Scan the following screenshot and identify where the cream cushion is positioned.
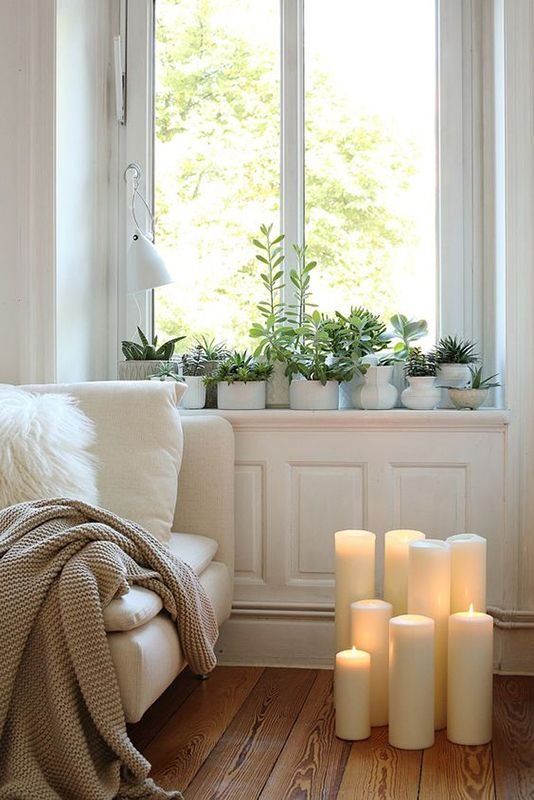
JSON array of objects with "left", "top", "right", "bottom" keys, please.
[
  {"left": 103, "top": 533, "right": 219, "bottom": 632},
  {"left": 19, "top": 381, "right": 184, "bottom": 545},
  {"left": 109, "top": 561, "right": 232, "bottom": 722}
]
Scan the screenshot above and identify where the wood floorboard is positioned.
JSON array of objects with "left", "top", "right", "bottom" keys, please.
[
  {"left": 419, "top": 730, "right": 494, "bottom": 800},
  {"left": 337, "top": 726, "right": 422, "bottom": 800},
  {"left": 258, "top": 669, "right": 350, "bottom": 800},
  {"left": 185, "top": 667, "right": 317, "bottom": 800},
  {"left": 131, "top": 666, "right": 534, "bottom": 800},
  {"left": 493, "top": 675, "right": 534, "bottom": 800},
  {"left": 147, "top": 666, "right": 263, "bottom": 792}
]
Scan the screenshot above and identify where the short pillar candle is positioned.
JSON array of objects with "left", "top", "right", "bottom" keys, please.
[
  {"left": 350, "top": 599, "right": 392, "bottom": 726},
  {"left": 383, "top": 529, "right": 426, "bottom": 615},
  {"left": 407, "top": 539, "right": 451, "bottom": 730},
  {"left": 389, "top": 614, "right": 435, "bottom": 750},
  {"left": 447, "top": 607, "right": 494, "bottom": 745},
  {"left": 334, "top": 647, "right": 371, "bottom": 741},
  {"left": 334, "top": 530, "right": 375, "bottom": 652},
  {"left": 447, "top": 533, "right": 487, "bottom": 613}
]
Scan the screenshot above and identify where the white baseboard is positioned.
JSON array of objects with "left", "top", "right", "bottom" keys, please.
[{"left": 217, "top": 604, "right": 534, "bottom": 675}]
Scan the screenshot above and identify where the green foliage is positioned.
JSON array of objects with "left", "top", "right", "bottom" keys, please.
[
  {"left": 405, "top": 347, "right": 436, "bottom": 377},
  {"left": 280, "top": 309, "right": 354, "bottom": 385},
  {"left": 249, "top": 224, "right": 287, "bottom": 360},
  {"left": 148, "top": 362, "right": 184, "bottom": 382},
  {"left": 390, "top": 314, "right": 428, "bottom": 361},
  {"left": 181, "top": 345, "right": 207, "bottom": 376},
  {"left": 434, "top": 336, "right": 479, "bottom": 365},
  {"left": 206, "top": 351, "right": 274, "bottom": 384},
  {"left": 322, "top": 306, "right": 390, "bottom": 364},
  {"left": 193, "top": 335, "right": 230, "bottom": 362},
  {"left": 468, "top": 366, "right": 500, "bottom": 390},
  {"left": 122, "top": 327, "right": 185, "bottom": 361}
]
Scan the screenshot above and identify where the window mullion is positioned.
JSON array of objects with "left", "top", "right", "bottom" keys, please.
[{"left": 281, "top": 0, "right": 304, "bottom": 309}]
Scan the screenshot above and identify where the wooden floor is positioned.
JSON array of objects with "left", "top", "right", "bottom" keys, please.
[{"left": 129, "top": 667, "right": 534, "bottom": 799}]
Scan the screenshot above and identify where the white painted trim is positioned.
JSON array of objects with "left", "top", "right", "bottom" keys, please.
[{"left": 181, "top": 407, "right": 510, "bottom": 432}]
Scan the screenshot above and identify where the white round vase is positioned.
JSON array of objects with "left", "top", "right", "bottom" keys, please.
[
  {"left": 448, "top": 387, "right": 488, "bottom": 410},
  {"left": 181, "top": 375, "right": 206, "bottom": 410},
  {"left": 217, "top": 381, "right": 266, "bottom": 410},
  {"left": 351, "top": 366, "right": 398, "bottom": 410},
  {"left": 436, "top": 363, "right": 471, "bottom": 408},
  {"left": 289, "top": 379, "right": 339, "bottom": 410},
  {"left": 401, "top": 376, "right": 441, "bottom": 410}
]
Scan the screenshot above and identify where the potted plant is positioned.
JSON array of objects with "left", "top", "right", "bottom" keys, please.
[
  {"left": 322, "top": 306, "right": 391, "bottom": 408},
  {"left": 194, "top": 335, "right": 230, "bottom": 408},
  {"left": 180, "top": 345, "right": 208, "bottom": 409},
  {"left": 389, "top": 314, "right": 429, "bottom": 403},
  {"left": 119, "top": 327, "right": 185, "bottom": 381},
  {"left": 147, "top": 363, "right": 187, "bottom": 404},
  {"left": 434, "top": 336, "right": 479, "bottom": 408},
  {"left": 447, "top": 366, "right": 500, "bottom": 410},
  {"left": 249, "top": 224, "right": 289, "bottom": 407},
  {"left": 400, "top": 348, "right": 441, "bottom": 410},
  {"left": 206, "top": 352, "right": 273, "bottom": 410}
]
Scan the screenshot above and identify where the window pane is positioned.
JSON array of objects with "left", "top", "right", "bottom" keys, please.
[
  {"left": 305, "top": 0, "right": 437, "bottom": 339},
  {"left": 154, "top": 0, "right": 280, "bottom": 350}
]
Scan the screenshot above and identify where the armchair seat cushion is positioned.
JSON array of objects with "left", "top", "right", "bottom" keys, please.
[{"left": 103, "top": 532, "right": 219, "bottom": 632}]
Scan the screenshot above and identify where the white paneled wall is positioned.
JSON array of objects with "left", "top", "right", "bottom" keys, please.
[{"left": 180, "top": 409, "right": 523, "bottom": 670}]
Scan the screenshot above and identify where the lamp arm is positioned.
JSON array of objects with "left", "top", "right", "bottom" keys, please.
[{"left": 124, "top": 162, "right": 155, "bottom": 241}]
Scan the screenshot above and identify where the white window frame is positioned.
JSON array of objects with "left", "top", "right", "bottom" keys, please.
[{"left": 119, "top": 0, "right": 495, "bottom": 366}]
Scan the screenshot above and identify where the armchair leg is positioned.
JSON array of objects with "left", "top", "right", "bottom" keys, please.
[{"left": 197, "top": 673, "right": 209, "bottom": 681}]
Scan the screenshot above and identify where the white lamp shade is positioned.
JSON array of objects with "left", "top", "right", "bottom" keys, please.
[{"left": 127, "top": 232, "right": 173, "bottom": 293}]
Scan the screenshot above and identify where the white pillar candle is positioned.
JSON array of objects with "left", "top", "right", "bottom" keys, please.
[
  {"left": 389, "top": 614, "right": 435, "bottom": 750},
  {"left": 350, "top": 599, "right": 392, "bottom": 726},
  {"left": 384, "top": 529, "right": 426, "bottom": 615},
  {"left": 446, "top": 533, "right": 487, "bottom": 613},
  {"left": 334, "top": 647, "right": 371, "bottom": 740},
  {"left": 447, "top": 607, "right": 494, "bottom": 745},
  {"left": 407, "top": 539, "right": 451, "bottom": 730},
  {"left": 335, "top": 530, "right": 375, "bottom": 652}
]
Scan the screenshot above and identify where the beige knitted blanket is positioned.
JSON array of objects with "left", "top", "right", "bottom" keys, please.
[{"left": 0, "top": 498, "right": 219, "bottom": 800}]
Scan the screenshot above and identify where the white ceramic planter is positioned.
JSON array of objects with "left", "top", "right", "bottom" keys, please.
[
  {"left": 351, "top": 366, "right": 398, "bottom": 410},
  {"left": 181, "top": 375, "right": 206, "bottom": 409},
  {"left": 436, "top": 363, "right": 471, "bottom": 408},
  {"left": 217, "top": 381, "right": 266, "bottom": 410},
  {"left": 289, "top": 379, "right": 339, "bottom": 410},
  {"left": 448, "top": 387, "right": 488, "bottom": 410},
  {"left": 266, "top": 360, "right": 290, "bottom": 408},
  {"left": 338, "top": 372, "right": 363, "bottom": 409},
  {"left": 119, "top": 360, "right": 170, "bottom": 380},
  {"left": 401, "top": 376, "right": 441, "bottom": 410}
]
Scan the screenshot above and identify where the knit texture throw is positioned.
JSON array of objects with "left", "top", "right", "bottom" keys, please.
[{"left": 0, "top": 499, "right": 219, "bottom": 799}]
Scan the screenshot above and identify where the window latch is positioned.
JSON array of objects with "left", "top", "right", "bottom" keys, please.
[{"left": 114, "top": 35, "right": 126, "bottom": 125}]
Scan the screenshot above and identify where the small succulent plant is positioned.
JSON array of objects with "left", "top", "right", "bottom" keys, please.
[
  {"left": 405, "top": 347, "right": 437, "bottom": 377},
  {"left": 122, "top": 327, "right": 185, "bottom": 361},
  {"left": 181, "top": 345, "right": 207, "bottom": 376},
  {"left": 194, "top": 335, "right": 230, "bottom": 362},
  {"left": 434, "top": 336, "right": 478, "bottom": 365},
  {"left": 467, "top": 366, "right": 500, "bottom": 390},
  {"left": 205, "top": 352, "right": 274, "bottom": 385},
  {"left": 148, "top": 363, "right": 184, "bottom": 382}
]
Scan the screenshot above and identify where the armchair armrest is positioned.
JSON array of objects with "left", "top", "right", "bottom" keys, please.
[{"left": 173, "top": 415, "right": 235, "bottom": 577}]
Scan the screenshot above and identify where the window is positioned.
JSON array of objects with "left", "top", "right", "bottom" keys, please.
[{"left": 124, "top": 1, "right": 483, "bottom": 356}]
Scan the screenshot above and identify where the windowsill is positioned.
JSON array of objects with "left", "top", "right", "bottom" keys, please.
[{"left": 180, "top": 407, "right": 510, "bottom": 430}]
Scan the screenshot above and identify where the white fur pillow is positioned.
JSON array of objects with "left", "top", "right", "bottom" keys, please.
[{"left": 0, "top": 387, "right": 99, "bottom": 509}]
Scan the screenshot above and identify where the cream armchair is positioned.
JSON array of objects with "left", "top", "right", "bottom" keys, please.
[{"left": 21, "top": 382, "right": 235, "bottom": 722}]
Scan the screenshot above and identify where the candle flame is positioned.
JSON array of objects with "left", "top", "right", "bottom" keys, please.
[
  {"left": 468, "top": 603, "right": 474, "bottom": 615},
  {"left": 352, "top": 645, "right": 356, "bottom": 651}
]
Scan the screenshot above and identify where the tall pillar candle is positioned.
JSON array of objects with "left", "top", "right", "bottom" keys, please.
[
  {"left": 407, "top": 539, "right": 451, "bottom": 730},
  {"left": 389, "top": 614, "right": 435, "bottom": 749},
  {"left": 350, "top": 599, "right": 392, "bottom": 726},
  {"left": 334, "top": 647, "right": 371, "bottom": 740},
  {"left": 335, "top": 530, "right": 375, "bottom": 652},
  {"left": 384, "top": 529, "right": 426, "bottom": 615},
  {"left": 447, "top": 607, "right": 494, "bottom": 744},
  {"left": 446, "top": 533, "right": 487, "bottom": 613}
]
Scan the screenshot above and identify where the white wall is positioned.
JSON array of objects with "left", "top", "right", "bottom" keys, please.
[
  {"left": 56, "top": 0, "right": 119, "bottom": 383},
  {"left": 0, "top": 0, "right": 119, "bottom": 385}
]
